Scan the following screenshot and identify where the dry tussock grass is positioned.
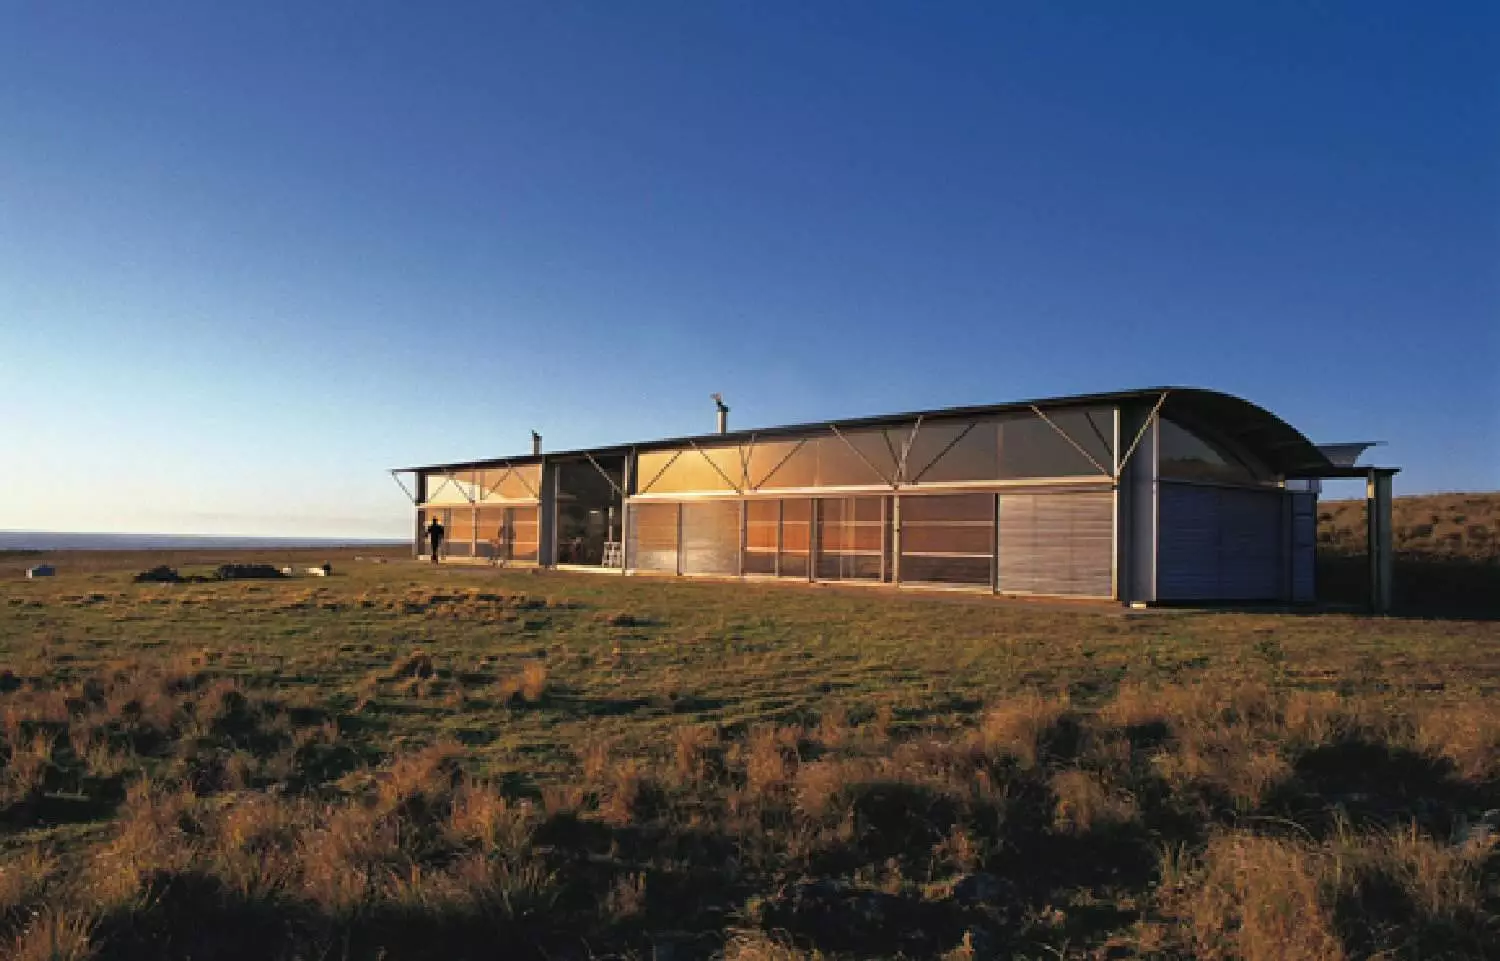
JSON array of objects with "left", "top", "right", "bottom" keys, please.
[
  {"left": 1157, "top": 821, "right": 1496, "bottom": 960},
  {"left": 0, "top": 674, "right": 1492, "bottom": 958},
  {"left": 2, "top": 551, "right": 1498, "bottom": 958}
]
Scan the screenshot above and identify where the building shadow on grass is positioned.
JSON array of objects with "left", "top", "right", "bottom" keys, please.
[
  {"left": 1258, "top": 736, "right": 1497, "bottom": 840},
  {"left": 1320, "top": 554, "right": 1500, "bottom": 621}
]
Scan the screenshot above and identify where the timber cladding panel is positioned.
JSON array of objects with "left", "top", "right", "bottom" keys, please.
[
  {"left": 627, "top": 503, "right": 680, "bottom": 573},
  {"left": 681, "top": 501, "right": 742, "bottom": 575},
  {"left": 997, "top": 491, "right": 1114, "bottom": 597}
]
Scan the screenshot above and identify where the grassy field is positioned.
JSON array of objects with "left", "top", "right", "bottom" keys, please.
[{"left": 1, "top": 545, "right": 1497, "bottom": 959}]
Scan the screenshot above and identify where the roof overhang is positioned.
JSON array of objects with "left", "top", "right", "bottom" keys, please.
[{"left": 393, "top": 385, "right": 1392, "bottom": 481}]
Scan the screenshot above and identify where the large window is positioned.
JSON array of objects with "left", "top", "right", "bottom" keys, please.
[
  {"left": 556, "top": 459, "right": 624, "bottom": 565},
  {"left": 898, "top": 493, "right": 994, "bottom": 586}
]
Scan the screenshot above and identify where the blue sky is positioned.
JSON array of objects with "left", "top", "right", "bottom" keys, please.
[{"left": 1, "top": 2, "right": 1495, "bottom": 537}]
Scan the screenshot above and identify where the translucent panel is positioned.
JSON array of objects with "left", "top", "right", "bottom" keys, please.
[
  {"left": 837, "top": 429, "right": 901, "bottom": 484},
  {"left": 910, "top": 420, "right": 1001, "bottom": 483},
  {"left": 743, "top": 551, "right": 777, "bottom": 575},
  {"left": 636, "top": 451, "right": 680, "bottom": 494},
  {"left": 1159, "top": 419, "right": 1263, "bottom": 485},
  {"left": 700, "top": 445, "right": 750, "bottom": 491},
  {"left": 746, "top": 516, "right": 779, "bottom": 550},
  {"left": 815, "top": 496, "right": 886, "bottom": 581},
  {"left": 781, "top": 520, "right": 812, "bottom": 552},
  {"left": 899, "top": 492, "right": 995, "bottom": 585},
  {"left": 745, "top": 500, "right": 780, "bottom": 524},
  {"left": 637, "top": 447, "right": 740, "bottom": 494},
  {"left": 900, "top": 492, "right": 994, "bottom": 522},
  {"left": 681, "top": 501, "right": 740, "bottom": 575},
  {"left": 780, "top": 497, "right": 813, "bottom": 563},
  {"left": 748, "top": 439, "right": 818, "bottom": 490},
  {"left": 901, "top": 525, "right": 993, "bottom": 554},
  {"left": 900, "top": 555, "right": 992, "bottom": 585},
  {"left": 817, "top": 435, "right": 892, "bottom": 487},
  {"left": 998, "top": 415, "right": 1106, "bottom": 479},
  {"left": 423, "top": 470, "right": 480, "bottom": 505},
  {"left": 818, "top": 525, "right": 884, "bottom": 553},
  {"left": 481, "top": 464, "right": 542, "bottom": 501},
  {"left": 627, "top": 503, "right": 679, "bottom": 572},
  {"left": 1044, "top": 408, "right": 1115, "bottom": 471},
  {"left": 443, "top": 505, "right": 477, "bottom": 559},
  {"left": 512, "top": 507, "right": 540, "bottom": 562},
  {"left": 778, "top": 552, "right": 809, "bottom": 578},
  {"left": 904, "top": 422, "right": 981, "bottom": 484},
  {"left": 474, "top": 506, "right": 540, "bottom": 562},
  {"left": 818, "top": 553, "right": 882, "bottom": 580},
  {"left": 821, "top": 496, "right": 885, "bottom": 523},
  {"left": 447, "top": 507, "right": 476, "bottom": 541}
]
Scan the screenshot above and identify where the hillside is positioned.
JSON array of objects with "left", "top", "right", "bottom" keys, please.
[
  {"left": 1319, "top": 491, "right": 1500, "bottom": 562},
  {"left": 1318, "top": 491, "right": 1499, "bottom": 615}
]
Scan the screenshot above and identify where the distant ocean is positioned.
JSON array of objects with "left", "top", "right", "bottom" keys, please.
[{"left": 0, "top": 531, "right": 407, "bottom": 552}]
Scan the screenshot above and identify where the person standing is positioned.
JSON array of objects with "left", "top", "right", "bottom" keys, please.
[
  {"left": 490, "top": 520, "right": 508, "bottom": 567},
  {"left": 426, "top": 515, "right": 445, "bottom": 564}
]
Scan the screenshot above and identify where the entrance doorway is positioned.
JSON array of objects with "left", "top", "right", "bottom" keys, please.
[{"left": 555, "top": 457, "right": 625, "bottom": 566}]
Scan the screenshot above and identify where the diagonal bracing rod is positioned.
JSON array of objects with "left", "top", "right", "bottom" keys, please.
[
  {"left": 910, "top": 421, "right": 977, "bottom": 484},
  {"left": 689, "top": 440, "right": 743, "bottom": 493},
  {"left": 829, "top": 423, "right": 897, "bottom": 488},
  {"left": 584, "top": 451, "right": 624, "bottom": 498},
  {"left": 1116, "top": 390, "right": 1171, "bottom": 474},
  {"left": 389, "top": 470, "right": 419, "bottom": 505}
]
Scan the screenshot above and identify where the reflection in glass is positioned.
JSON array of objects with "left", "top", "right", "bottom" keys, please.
[{"left": 1158, "top": 419, "right": 1264, "bottom": 485}]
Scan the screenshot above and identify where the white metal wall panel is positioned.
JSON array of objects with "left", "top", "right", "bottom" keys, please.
[
  {"left": 997, "top": 492, "right": 1114, "bottom": 597},
  {"left": 1158, "top": 484, "right": 1285, "bottom": 601},
  {"left": 680, "top": 501, "right": 741, "bottom": 575}
]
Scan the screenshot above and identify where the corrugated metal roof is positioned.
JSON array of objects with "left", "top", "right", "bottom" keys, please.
[{"left": 394, "top": 386, "right": 1359, "bottom": 478}]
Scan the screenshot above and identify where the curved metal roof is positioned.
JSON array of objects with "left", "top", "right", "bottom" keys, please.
[
  {"left": 1152, "top": 387, "right": 1338, "bottom": 477},
  {"left": 398, "top": 385, "right": 1352, "bottom": 478}
]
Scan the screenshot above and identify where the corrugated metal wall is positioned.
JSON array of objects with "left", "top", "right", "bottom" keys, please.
[
  {"left": 680, "top": 501, "right": 741, "bottom": 575},
  {"left": 997, "top": 492, "right": 1114, "bottom": 597},
  {"left": 1158, "top": 484, "right": 1285, "bottom": 601},
  {"left": 1289, "top": 491, "right": 1317, "bottom": 602}
]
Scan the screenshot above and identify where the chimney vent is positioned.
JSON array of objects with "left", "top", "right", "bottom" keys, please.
[
  {"left": 531, "top": 431, "right": 542, "bottom": 456},
  {"left": 712, "top": 394, "right": 730, "bottom": 434}
]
